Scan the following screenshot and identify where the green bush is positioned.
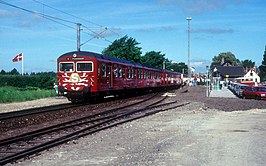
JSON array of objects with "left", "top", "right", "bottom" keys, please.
[{"left": 0, "top": 86, "right": 57, "bottom": 103}]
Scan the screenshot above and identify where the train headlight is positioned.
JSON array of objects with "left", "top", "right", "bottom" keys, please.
[{"left": 70, "top": 73, "right": 80, "bottom": 83}]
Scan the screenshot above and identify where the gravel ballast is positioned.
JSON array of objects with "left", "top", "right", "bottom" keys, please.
[{"left": 2, "top": 86, "right": 266, "bottom": 166}]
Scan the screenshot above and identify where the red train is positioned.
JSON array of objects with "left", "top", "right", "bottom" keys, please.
[{"left": 57, "top": 51, "right": 182, "bottom": 102}]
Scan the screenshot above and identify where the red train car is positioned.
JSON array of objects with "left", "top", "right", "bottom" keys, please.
[{"left": 57, "top": 51, "right": 182, "bottom": 102}]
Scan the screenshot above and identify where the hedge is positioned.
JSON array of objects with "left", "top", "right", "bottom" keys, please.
[{"left": 0, "top": 73, "right": 57, "bottom": 89}]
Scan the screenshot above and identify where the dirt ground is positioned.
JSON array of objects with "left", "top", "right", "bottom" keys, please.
[
  {"left": 0, "top": 96, "right": 70, "bottom": 113},
  {"left": 3, "top": 86, "right": 266, "bottom": 166}
]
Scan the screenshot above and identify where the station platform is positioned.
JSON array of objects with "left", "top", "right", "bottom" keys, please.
[{"left": 209, "top": 87, "right": 237, "bottom": 98}]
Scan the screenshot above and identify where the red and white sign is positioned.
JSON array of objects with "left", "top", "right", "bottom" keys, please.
[{"left": 12, "top": 53, "right": 23, "bottom": 62}]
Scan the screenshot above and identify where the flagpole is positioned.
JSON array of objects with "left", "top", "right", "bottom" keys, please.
[{"left": 22, "top": 53, "right": 24, "bottom": 76}]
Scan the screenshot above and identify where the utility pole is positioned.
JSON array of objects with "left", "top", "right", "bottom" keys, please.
[
  {"left": 77, "top": 23, "right": 81, "bottom": 51},
  {"left": 186, "top": 17, "right": 192, "bottom": 79}
]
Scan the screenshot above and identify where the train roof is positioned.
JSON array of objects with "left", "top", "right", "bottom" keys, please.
[
  {"left": 58, "top": 51, "right": 181, "bottom": 74},
  {"left": 59, "top": 51, "right": 144, "bottom": 66}
]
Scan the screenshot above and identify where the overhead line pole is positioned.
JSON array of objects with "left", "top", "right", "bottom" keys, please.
[{"left": 77, "top": 23, "right": 81, "bottom": 51}]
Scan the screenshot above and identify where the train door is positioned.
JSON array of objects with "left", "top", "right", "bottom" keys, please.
[
  {"left": 99, "top": 62, "right": 109, "bottom": 91},
  {"left": 107, "top": 63, "right": 113, "bottom": 89},
  {"left": 144, "top": 70, "right": 148, "bottom": 87},
  {"left": 133, "top": 67, "right": 137, "bottom": 88}
]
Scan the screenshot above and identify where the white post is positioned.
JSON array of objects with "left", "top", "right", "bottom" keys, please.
[
  {"left": 22, "top": 53, "right": 24, "bottom": 76},
  {"left": 186, "top": 17, "right": 192, "bottom": 79}
]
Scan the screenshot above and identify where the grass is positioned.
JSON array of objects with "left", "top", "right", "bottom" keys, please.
[{"left": 0, "top": 86, "right": 57, "bottom": 103}]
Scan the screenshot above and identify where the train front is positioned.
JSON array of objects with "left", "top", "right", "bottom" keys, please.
[{"left": 57, "top": 52, "right": 95, "bottom": 102}]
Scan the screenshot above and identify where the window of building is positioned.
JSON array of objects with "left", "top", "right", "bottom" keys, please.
[{"left": 250, "top": 72, "right": 253, "bottom": 76}]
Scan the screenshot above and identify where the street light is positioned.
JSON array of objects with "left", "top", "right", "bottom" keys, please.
[{"left": 186, "top": 17, "right": 192, "bottom": 80}]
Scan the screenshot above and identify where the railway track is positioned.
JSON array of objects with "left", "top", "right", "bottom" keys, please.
[
  {"left": 0, "top": 103, "right": 82, "bottom": 121},
  {"left": 0, "top": 93, "right": 160, "bottom": 132},
  {"left": 0, "top": 93, "right": 189, "bottom": 165},
  {"left": 0, "top": 93, "right": 160, "bottom": 122}
]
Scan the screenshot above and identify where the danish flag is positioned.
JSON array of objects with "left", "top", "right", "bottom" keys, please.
[{"left": 12, "top": 53, "right": 23, "bottom": 62}]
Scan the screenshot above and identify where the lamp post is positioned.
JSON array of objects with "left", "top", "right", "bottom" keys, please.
[{"left": 186, "top": 17, "right": 192, "bottom": 80}]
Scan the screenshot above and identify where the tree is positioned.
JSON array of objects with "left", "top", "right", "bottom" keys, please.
[
  {"left": 259, "top": 46, "right": 266, "bottom": 82},
  {"left": 10, "top": 68, "right": 20, "bottom": 75},
  {"left": 168, "top": 62, "right": 188, "bottom": 74},
  {"left": 141, "top": 51, "right": 165, "bottom": 69},
  {"left": 102, "top": 35, "right": 142, "bottom": 63},
  {"left": 211, "top": 52, "right": 240, "bottom": 68},
  {"left": 0, "top": 69, "right": 6, "bottom": 75},
  {"left": 241, "top": 59, "right": 255, "bottom": 69}
]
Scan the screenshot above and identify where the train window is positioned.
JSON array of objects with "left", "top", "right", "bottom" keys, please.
[
  {"left": 114, "top": 64, "right": 118, "bottom": 78},
  {"left": 151, "top": 72, "right": 154, "bottom": 79},
  {"left": 102, "top": 63, "right": 107, "bottom": 77},
  {"left": 122, "top": 67, "right": 126, "bottom": 78},
  {"left": 119, "top": 66, "right": 122, "bottom": 78},
  {"left": 138, "top": 69, "right": 142, "bottom": 79},
  {"left": 60, "top": 62, "right": 74, "bottom": 72},
  {"left": 77, "top": 62, "right": 93, "bottom": 72},
  {"left": 133, "top": 68, "right": 136, "bottom": 78},
  {"left": 144, "top": 70, "right": 148, "bottom": 79},
  {"left": 128, "top": 67, "right": 132, "bottom": 78}
]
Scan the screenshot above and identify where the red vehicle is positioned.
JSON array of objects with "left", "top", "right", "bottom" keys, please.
[
  {"left": 242, "top": 86, "right": 266, "bottom": 100},
  {"left": 57, "top": 51, "right": 182, "bottom": 102}
]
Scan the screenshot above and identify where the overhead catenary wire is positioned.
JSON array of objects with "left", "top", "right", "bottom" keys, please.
[
  {"left": 32, "top": 0, "right": 119, "bottom": 38},
  {"left": 31, "top": 0, "right": 120, "bottom": 38},
  {"left": 0, "top": 0, "right": 116, "bottom": 45},
  {"left": 32, "top": 0, "right": 105, "bottom": 29},
  {"left": 0, "top": 0, "right": 79, "bottom": 35},
  {"left": 81, "top": 27, "right": 109, "bottom": 46},
  {"left": 0, "top": 0, "right": 77, "bottom": 25}
]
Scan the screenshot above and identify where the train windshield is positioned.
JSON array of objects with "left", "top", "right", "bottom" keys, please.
[
  {"left": 60, "top": 63, "right": 74, "bottom": 72},
  {"left": 77, "top": 62, "right": 93, "bottom": 72}
]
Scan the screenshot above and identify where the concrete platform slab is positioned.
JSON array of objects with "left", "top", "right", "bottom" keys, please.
[{"left": 210, "top": 88, "right": 237, "bottom": 98}]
